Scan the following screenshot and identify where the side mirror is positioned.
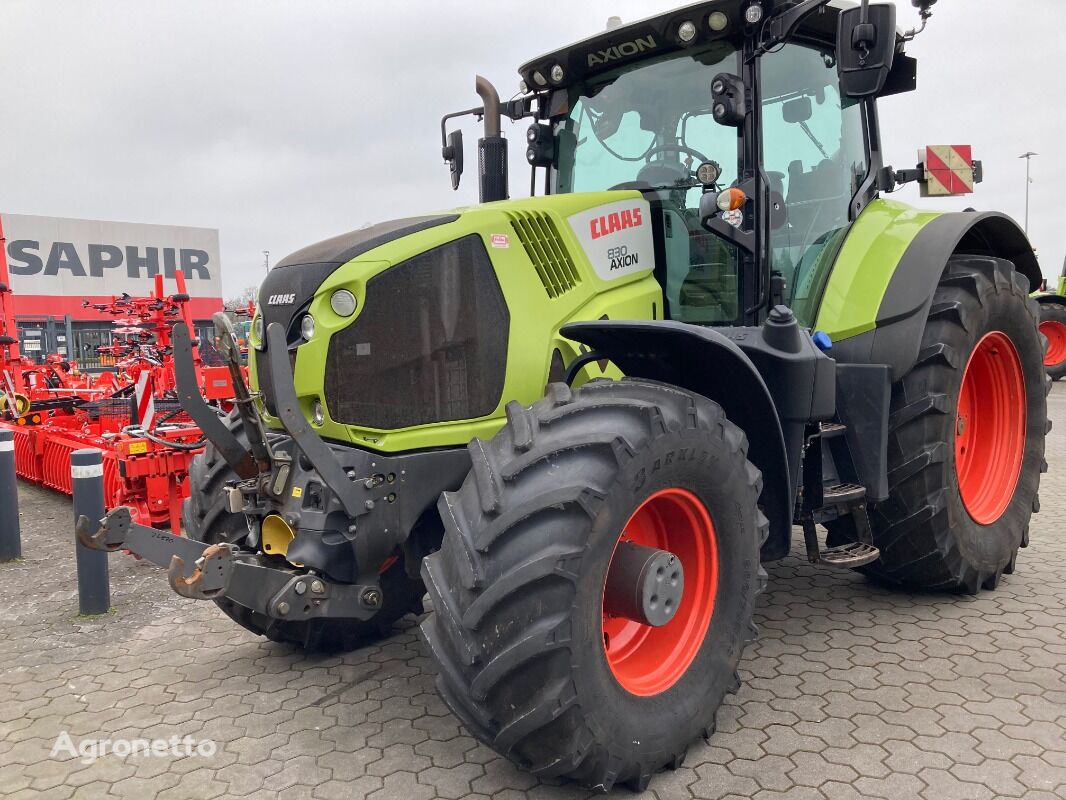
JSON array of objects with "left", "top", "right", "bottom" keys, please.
[
  {"left": 836, "top": 4, "right": 897, "bottom": 98},
  {"left": 442, "top": 129, "right": 464, "bottom": 190},
  {"left": 782, "top": 96, "right": 813, "bottom": 124}
]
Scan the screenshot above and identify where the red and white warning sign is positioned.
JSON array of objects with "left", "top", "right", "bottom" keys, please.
[
  {"left": 921, "top": 145, "right": 976, "bottom": 197},
  {"left": 134, "top": 371, "right": 156, "bottom": 430}
]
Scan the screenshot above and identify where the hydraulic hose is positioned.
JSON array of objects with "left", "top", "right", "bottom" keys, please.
[{"left": 122, "top": 424, "right": 206, "bottom": 451}]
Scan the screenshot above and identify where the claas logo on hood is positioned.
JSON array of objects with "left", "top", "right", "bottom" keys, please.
[{"left": 589, "top": 207, "right": 644, "bottom": 240}]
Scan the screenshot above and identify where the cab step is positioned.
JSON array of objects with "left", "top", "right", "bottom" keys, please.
[
  {"left": 818, "top": 541, "right": 881, "bottom": 568},
  {"left": 801, "top": 515, "right": 881, "bottom": 569},
  {"left": 822, "top": 482, "right": 866, "bottom": 505},
  {"left": 817, "top": 422, "right": 848, "bottom": 439}
]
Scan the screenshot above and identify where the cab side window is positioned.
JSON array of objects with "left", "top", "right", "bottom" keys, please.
[{"left": 762, "top": 43, "right": 868, "bottom": 327}]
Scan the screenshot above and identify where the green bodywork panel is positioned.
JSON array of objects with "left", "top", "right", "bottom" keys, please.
[
  {"left": 250, "top": 191, "right": 661, "bottom": 452},
  {"left": 249, "top": 192, "right": 944, "bottom": 454},
  {"left": 813, "top": 198, "right": 942, "bottom": 341}
]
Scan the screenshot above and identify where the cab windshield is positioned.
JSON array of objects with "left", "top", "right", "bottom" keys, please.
[
  {"left": 554, "top": 41, "right": 740, "bottom": 200},
  {"left": 555, "top": 41, "right": 743, "bottom": 325}
]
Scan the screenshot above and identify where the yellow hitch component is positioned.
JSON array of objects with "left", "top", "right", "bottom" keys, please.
[
  {"left": 0, "top": 393, "right": 30, "bottom": 416},
  {"left": 261, "top": 514, "right": 296, "bottom": 557}
]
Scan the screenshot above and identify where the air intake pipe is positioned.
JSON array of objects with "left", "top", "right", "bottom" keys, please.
[{"left": 475, "top": 75, "right": 508, "bottom": 203}]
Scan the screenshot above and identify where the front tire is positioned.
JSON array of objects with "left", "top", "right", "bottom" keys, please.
[
  {"left": 182, "top": 410, "right": 426, "bottom": 651},
  {"left": 420, "top": 379, "right": 766, "bottom": 791},
  {"left": 855, "top": 256, "right": 1048, "bottom": 591}
]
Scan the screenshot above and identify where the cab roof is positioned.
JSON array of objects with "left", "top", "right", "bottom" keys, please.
[{"left": 517, "top": 0, "right": 851, "bottom": 91}]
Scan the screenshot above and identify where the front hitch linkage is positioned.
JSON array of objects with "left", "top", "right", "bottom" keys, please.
[
  {"left": 75, "top": 507, "right": 383, "bottom": 619},
  {"left": 76, "top": 507, "right": 234, "bottom": 599}
]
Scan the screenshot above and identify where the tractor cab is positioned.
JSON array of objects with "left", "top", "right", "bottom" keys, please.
[
  {"left": 444, "top": 0, "right": 925, "bottom": 329},
  {"left": 547, "top": 20, "right": 868, "bottom": 329}
]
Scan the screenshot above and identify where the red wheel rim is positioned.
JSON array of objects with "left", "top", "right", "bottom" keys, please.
[
  {"left": 955, "top": 331, "right": 1027, "bottom": 525},
  {"left": 601, "top": 488, "right": 718, "bottom": 696},
  {"left": 1040, "top": 320, "right": 1066, "bottom": 367}
]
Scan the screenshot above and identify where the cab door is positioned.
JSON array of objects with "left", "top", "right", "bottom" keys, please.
[{"left": 760, "top": 41, "right": 870, "bottom": 327}]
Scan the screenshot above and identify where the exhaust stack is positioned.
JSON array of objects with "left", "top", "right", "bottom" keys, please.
[{"left": 475, "top": 76, "right": 508, "bottom": 203}]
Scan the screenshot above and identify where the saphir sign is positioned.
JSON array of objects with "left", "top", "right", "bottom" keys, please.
[{"left": 1, "top": 213, "right": 222, "bottom": 300}]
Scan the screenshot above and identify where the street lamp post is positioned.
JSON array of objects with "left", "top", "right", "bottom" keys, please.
[
  {"left": 1019, "top": 152, "right": 1038, "bottom": 235},
  {"left": 263, "top": 250, "right": 270, "bottom": 276}
]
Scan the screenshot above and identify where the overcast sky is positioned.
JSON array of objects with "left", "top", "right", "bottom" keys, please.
[{"left": 3, "top": 0, "right": 1064, "bottom": 297}]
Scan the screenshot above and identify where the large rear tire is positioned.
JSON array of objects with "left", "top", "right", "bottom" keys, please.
[
  {"left": 420, "top": 379, "right": 767, "bottom": 791},
  {"left": 182, "top": 410, "right": 426, "bottom": 651},
  {"left": 841, "top": 256, "right": 1048, "bottom": 592},
  {"left": 1039, "top": 301, "right": 1066, "bottom": 381}
]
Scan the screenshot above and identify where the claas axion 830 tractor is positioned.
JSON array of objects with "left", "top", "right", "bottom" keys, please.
[{"left": 79, "top": 0, "right": 1051, "bottom": 791}]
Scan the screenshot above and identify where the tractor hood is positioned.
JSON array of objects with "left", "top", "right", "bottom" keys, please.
[
  {"left": 249, "top": 190, "right": 662, "bottom": 452},
  {"left": 258, "top": 214, "right": 459, "bottom": 344}
]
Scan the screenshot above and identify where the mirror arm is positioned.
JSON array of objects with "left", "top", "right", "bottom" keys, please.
[
  {"left": 440, "top": 106, "right": 483, "bottom": 152},
  {"left": 438, "top": 97, "right": 538, "bottom": 153},
  {"left": 752, "top": 0, "right": 832, "bottom": 58}
]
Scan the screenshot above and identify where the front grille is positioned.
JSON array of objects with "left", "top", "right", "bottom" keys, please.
[
  {"left": 506, "top": 211, "right": 581, "bottom": 298},
  {"left": 325, "top": 235, "right": 509, "bottom": 430}
]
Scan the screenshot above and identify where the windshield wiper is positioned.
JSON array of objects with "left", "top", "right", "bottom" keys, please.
[{"left": 799, "top": 121, "right": 828, "bottom": 159}]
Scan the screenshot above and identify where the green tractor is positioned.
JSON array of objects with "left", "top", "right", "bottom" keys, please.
[
  {"left": 78, "top": 0, "right": 1051, "bottom": 791},
  {"left": 1035, "top": 257, "right": 1066, "bottom": 380}
]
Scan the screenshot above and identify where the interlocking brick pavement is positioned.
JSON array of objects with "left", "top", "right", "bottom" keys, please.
[{"left": 2, "top": 386, "right": 1064, "bottom": 799}]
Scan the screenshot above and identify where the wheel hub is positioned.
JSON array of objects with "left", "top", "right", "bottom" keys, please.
[
  {"left": 601, "top": 487, "right": 718, "bottom": 696},
  {"left": 603, "top": 541, "right": 684, "bottom": 628}
]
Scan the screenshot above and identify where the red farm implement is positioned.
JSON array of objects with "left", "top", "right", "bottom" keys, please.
[{"left": 1, "top": 224, "right": 241, "bottom": 530}]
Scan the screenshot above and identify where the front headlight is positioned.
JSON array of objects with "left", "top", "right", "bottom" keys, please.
[
  {"left": 300, "top": 314, "right": 315, "bottom": 341},
  {"left": 311, "top": 399, "right": 325, "bottom": 426},
  {"left": 251, "top": 316, "right": 264, "bottom": 350},
  {"left": 330, "top": 289, "right": 357, "bottom": 317}
]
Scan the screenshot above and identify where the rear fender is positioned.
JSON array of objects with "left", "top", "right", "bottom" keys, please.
[
  {"left": 561, "top": 320, "right": 793, "bottom": 562},
  {"left": 831, "top": 210, "right": 1040, "bottom": 380}
]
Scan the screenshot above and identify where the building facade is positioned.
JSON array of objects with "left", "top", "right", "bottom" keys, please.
[{"left": 1, "top": 213, "right": 223, "bottom": 369}]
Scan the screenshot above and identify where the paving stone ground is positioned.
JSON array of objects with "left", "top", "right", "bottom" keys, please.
[{"left": 2, "top": 386, "right": 1065, "bottom": 800}]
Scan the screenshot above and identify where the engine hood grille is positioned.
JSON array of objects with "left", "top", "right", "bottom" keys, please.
[
  {"left": 324, "top": 234, "right": 509, "bottom": 430},
  {"left": 255, "top": 214, "right": 459, "bottom": 415}
]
